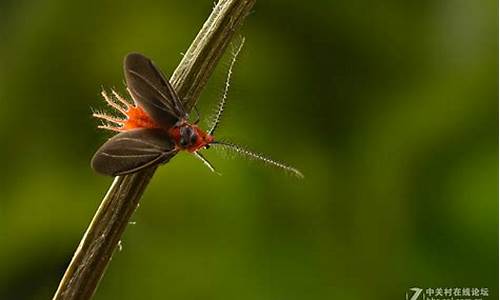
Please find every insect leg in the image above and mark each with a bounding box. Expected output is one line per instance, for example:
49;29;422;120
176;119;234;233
97;124;123;132
92;112;125;125
111;89;133;107
194;151;220;175
101;89;128;116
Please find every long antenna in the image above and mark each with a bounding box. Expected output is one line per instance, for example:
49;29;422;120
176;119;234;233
211;141;304;178
208;37;246;135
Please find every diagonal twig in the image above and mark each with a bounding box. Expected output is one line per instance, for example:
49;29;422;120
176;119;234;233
53;1;256;299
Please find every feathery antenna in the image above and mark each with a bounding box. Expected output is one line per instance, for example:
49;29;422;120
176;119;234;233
211;141;304;178
208;37;246;135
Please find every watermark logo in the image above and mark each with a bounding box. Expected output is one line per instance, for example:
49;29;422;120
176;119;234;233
406;287;489;300
406;288;423;300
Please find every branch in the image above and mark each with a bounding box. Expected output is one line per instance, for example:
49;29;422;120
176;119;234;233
53;1;256;299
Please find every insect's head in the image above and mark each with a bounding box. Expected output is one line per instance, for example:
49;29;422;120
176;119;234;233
178;125;197;148
176;123;214;152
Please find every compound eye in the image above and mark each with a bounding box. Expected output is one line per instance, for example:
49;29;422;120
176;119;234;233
179;137;189;148
179;126;193;148
190;133;198;144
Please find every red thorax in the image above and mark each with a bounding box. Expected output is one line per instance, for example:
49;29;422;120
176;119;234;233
122;106;213;152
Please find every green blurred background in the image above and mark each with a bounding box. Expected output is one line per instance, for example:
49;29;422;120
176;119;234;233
0;0;497;299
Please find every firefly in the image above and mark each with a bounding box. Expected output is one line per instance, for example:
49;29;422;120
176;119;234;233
91;40;303;178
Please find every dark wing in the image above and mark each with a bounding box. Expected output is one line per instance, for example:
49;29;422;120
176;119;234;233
124;53;187;128
91;128;177;176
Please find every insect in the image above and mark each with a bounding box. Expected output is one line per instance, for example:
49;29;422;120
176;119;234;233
91;40;303;178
